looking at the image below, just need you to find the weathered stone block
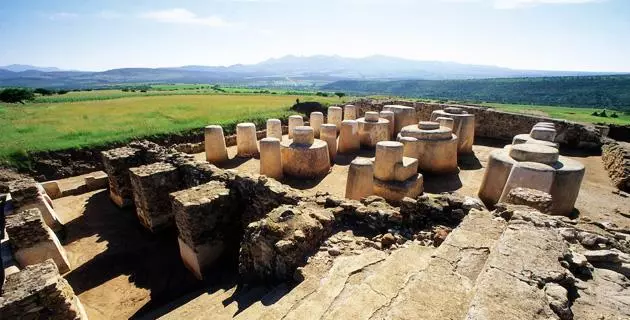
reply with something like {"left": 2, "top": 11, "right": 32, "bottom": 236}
{"left": 0, "top": 259, "right": 86, "bottom": 319}
{"left": 129, "top": 162, "right": 182, "bottom": 232}
{"left": 239, "top": 203, "right": 335, "bottom": 282}
{"left": 101, "top": 146, "right": 143, "bottom": 207}
{"left": 5, "top": 208, "right": 70, "bottom": 273}
{"left": 171, "top": 181, "right": 237, "bottom": 279}
{"left": 8, "top": 178, "right": 40, "bottom": 207}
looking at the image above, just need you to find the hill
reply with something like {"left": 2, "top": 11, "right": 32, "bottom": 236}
{"left": 0, "top": 55, "right": 620, "bottom": 89}
{"left": 321, "top": 75, "right": 630, "bottom": 110}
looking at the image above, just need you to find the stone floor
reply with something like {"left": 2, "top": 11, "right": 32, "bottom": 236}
{"left": 49, "top": 137, "right": 630, "bottom": 319}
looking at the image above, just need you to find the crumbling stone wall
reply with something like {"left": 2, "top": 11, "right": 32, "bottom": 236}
{"left": 130, "top": 162, "right": 183, "bottom": 231}
{"left": 0, "top": 259, "right": 85, "bottom": 320}
{"left": 350, "top": 98, "right": 605, "bottom": 148}
{"left": 5, "top": 208, "right": 51, "bottom": 250}
{"left": 601, "top": 138, "right": 630, "bottom": 191}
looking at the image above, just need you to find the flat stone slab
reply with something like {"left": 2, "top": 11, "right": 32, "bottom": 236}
{"left": 509, "top": 143, "right": 559, "bottom": 165}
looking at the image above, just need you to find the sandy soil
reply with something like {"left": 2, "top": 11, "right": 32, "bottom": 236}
{"left": 52, "top": 136, "right": 630, "bottom": 319}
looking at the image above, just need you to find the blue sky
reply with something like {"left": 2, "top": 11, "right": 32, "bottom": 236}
{"left": 0, "top": 0, "right": 628, "bottom": 71}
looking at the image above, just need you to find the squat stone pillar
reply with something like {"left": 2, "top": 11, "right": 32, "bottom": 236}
{"left": 379, "top": 110, "right": 395, "bottom": 139}
{"left": 549, "top": 156, "right": 585, "bottom": 215}
{"left": 281, "top": 126, "right": 330, "bottom": 178}
{"left": 344, "top": 104, "right": 358, "bottom": 120}
{"left": 288, "top": 115, "right": 304, "bottom": 139}
{"left": 338, "top": 120, "right": 360, "bottom": 154}
{"left": 430, "top": 107, "right": 475, "bottom": 154}
{"left": 399, "top": 136, "right": 419, "bottom": 159}
{"left": 478, "top": 149, "right": 517, "bottom": 206}
{"left": 320, "top": 124, "right": 338, "bottom": 162}
{"left": 260, "top": 138, "right": 283, "bottom": 180}
{"left": 374, "top": 141, "right": 405, "bottom": 181}
{"left": 435, "top": 117, "right": 454, "bottom": 130}
{"left": 357, "top": 112, "right": 390, "bottom": 148}
{"left": 398, "top": 121, "right": 459, "bottom": 174}
{"left": 266, "top": 119, "right": 282, "bottom": 140}
{"left": 204, "top": 125, "right": 229, "bottom": 164}
{"left": 310, "top": 112, "right": 324, "bottom": 138}
{"left": 499, "top": 161, "right": 556, "bottom": 203}
{"left": 372, "top": 141, "right": 423, "bottom": 201}
{"left": 327, "top": 106, "right": 343, "bottom": 131}
{"left": 383, "top": 105, "right": 417, "bottom": 135}
{"left": 530, "top": 126, "right": 556, "bottom": 142}
{"left": 345, "top": 158, "right": 374, "bottom": 200}
{"left": 236, "top": 122, "right": 259, "bottom": 157}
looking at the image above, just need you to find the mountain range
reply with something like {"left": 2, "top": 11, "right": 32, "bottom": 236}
{"left": 0, "top": 55, "right": 624, "bottom": 89}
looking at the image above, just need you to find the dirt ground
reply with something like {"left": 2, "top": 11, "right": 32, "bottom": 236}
{"left": 52, "top": 137, "right": 630, "bottom": 319}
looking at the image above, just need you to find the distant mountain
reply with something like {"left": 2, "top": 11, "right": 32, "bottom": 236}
{"left": 0, "top": 64, "right": 63, "bottom": 72}
{"left": 0, "top": 55, "right": 624, "bottom": 88}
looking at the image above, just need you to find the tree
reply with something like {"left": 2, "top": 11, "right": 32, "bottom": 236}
{"left": 591, "top": 111, "right": 600, "bottom": 117}
{"left": 34, "top": 88, "right": 54, "bottom": 96}
{"left": 56, "top": 90, "right": 69, "bottom": 95}
{"left": 334, "top": 92, "right": 346, "bottom": 98}
{"left": 0, "top": 88, "right": 35, "bottom": 104}
{"left": 600, "top": 110, "right": 608, "bottom": 117}
{"left": 611, "top": 112, "right": 619, "bottom": 118}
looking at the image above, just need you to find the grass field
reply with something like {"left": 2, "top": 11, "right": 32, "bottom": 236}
{"left": 0, "top": 94, "right": 345, "bottom": 166}
{"left": 481, "top": 103, "right": 630, "bottom": 125}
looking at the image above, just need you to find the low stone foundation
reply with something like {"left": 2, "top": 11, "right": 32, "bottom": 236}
{"left": 0, "top": 259, "right": 86, "bottom": 319}
{"left": 601, "top": 138, "right": 630, "bottom": 192}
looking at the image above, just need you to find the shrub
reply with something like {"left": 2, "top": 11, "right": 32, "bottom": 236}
{"left": 334, "top": 92, "right": 346, "bottom": 98}
{"left": 591, "top": 111, "right": 600, "bottom": 116}
{"left": 56, "top": 90, "right": 69, "bottom": 95}
{"left": 34, "top": 88, "right": 54, "bottom": 96}
{"left": 611, "top": 112, "right": 619, "bottom": 118}
{"left": 0, "top": 88, "right": 35, "bottom": 103}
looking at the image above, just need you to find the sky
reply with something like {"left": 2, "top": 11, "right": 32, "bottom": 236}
{"left": 0, "top": 0, "right": 629, "bottom": 72}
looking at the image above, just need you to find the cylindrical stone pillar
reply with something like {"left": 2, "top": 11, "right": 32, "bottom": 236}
{"left": 379, "top": 110, "right": 395, "bottom": 139}
{"left": 327, "top": 107, "right": 343, "bottom": 132}
{"left": 344, "top": 104, "right": 358, "bottom": 120}
{"left": 478, "top": 149, "right": 516, "bottom": 206}
{"left": 320, "top": 124, "right": 338, "bottom": 162}
{"left": 499, "top": 162, "right": 556, "bottom": 203}
{"left": 357, "top": 112, "right": 390, "bottom": 148}
{"left": 530, "top": 127, "right": 557, "bottom": 142}
{"left": 293, "top": 126, "right": 315, "bottom": 144}
{"left": 266, "top": 119, "right": 282, "bottom": 140}
{"left": 374, "top": 141, "right": 404, "bottom": 181}
{"left": 430, "top": 108, "right": 475, "bottom": 154}
{"left": 436, "top": 117, "right": 454, "bottom": 130}
{"left": 338, "top": 120, "right": 360, "bottom": 154}
{"left": 288, "top": 115, "right": 304, "bottom": 139}
{"left": 260, "top": 138, "right": 283, "bottom": 180}
{"left": 399, "top": 136, "right": 419, "bottom": 159}
{"left": 549, "top": 156, "right": 585, "bottom": 216}
{"left": 310, "top": 112, "right": 324, "bottom": 138}
{"left": 204, "top": 125, "right": 229, "bottom": 164}
{"left": 383, "top": 105, "right": 417, "bottom": 135}
{"left": 345, "top": 158, "right": 374, "bottom": 200}
{"left": 236, "top": 122, "right": 259, "bottom": 157}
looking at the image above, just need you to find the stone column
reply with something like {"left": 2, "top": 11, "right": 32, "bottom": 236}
{"left": 260, "top": 138, "right": 283, "bottom": 180}
{"left": 430, "top": 107, "right": 475, "bottom": 154}
{"left": 499, "top": 161, "right": 556, "bottom": 203}
{"left": 288, "top": 115, "right": 304, "bottom": 139}
{"left": 550, "top": 156, "right": 585, "bottom": 215}
{"left": 478, "top": 149, "right": 516, "bottom": 206}
{"left": 435, "top": 116, "right": 454, "bottom": 130}
{"left": 530, "top": 127, "right": 556, "bottom": 142}
{"left": 399, "top": 136, "right": 419, "bottom": 159}
{"left": 236, "top": 122, "right": 259, "bottom": 157}
{"left": 344, "top": 104, "right": 358, "bottom": 120}
{"left": 357, "top": 112, "right": 390, "bottom": 148}
{"left": 327, "top": 106, "right": 343, "bottom": 131}
{"left": 204, "top": 125, "right": 229, "bottom": 164}
{"left": 345, "top": 158, "right": 374, "bottom": 200}
{"left": 338, "top": 120, "right": 360, "bottom": 154}
{"left": 266, "top": 119, "right": 282, "bottom": 140}
{"left": 310, "top": 112, "right": 324, "bottom": 138}
{"left": 383, "top": 105, "right": 417, "bottom": 134}
{"left": 293, "top": 126, "right": 315, "bottom": 144}
{"left": 281, "top": 126, "right": 331, "bottom": 178}
{"left": 379, "top": 110, "right": 395, "bottom": 139}
{"left": 320, "top": 124, "right": 338, "bottom": 162}
{"left": 5, "top": 208, "right": 70, "bottom": 273}
{"left": 374, "top": 141, "right": 404, "bottom": 181}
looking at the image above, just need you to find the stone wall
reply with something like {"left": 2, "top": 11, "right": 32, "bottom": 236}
{"left": 350, "top": 98, "right": 605, "bottom": 148}
{"left": 0, "top": 259, "right": 85, "bottom": 319}
{"left": 5, "top": 208, "right": 51, "bottom": 251}
{"left": 601, "top": 138, "right": 630, "bottom": 192}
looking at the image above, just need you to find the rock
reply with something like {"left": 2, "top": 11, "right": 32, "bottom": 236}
{"left": 432, "top": 227, "right": 451, "bottom": 246}
{"left": 381, "top": 233, "right": 396, "bottom": 247}
{"left": 565, "top": 250, "right": 589, "bottom": 268}
{"left": 328, "top": 247, "right": 342, "bottom": 256}
{"left": 577, "top": 231, "right": 609, "bottom": 247}
{"left": 558, "top": 227, "right": 577, "bottom": 242}
{"left": 583, "top": 249, "right": 626, "bottom": 263}
{"left": 505, "top": 187, "right": 553, "bottom": 213}
{"left": 544, "top": 283, "right": 573, "bottom": 320}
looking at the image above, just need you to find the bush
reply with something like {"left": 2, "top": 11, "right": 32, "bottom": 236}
{"left": 34, "top": 88, "right": 54, "bottom": 96}
{"left": 334, "top": 92, "right": 346, "bottom": 98}
{"left": 56, "top": 90, "right": 69, "bottom": 95}
{"left": 611, "top": 112, "right": 619, "bottom": 118}
{"left": 0, "top": 88, "right": 35, "bottom": 103}
{"left": 291, "top": 101, "right": 328, "bottom": 115}
{"left": 591, "top": 111, "right": 600, "bottom": 116}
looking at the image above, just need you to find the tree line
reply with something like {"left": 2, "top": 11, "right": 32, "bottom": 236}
{"left": 322, "top": 75, "right": 630, "bottom": 111}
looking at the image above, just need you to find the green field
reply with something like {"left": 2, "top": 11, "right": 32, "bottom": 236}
{"left": 0, "top": 93, "right": 344, "bottom": 166}
{"left": 481, "top": 103, "right": 630, "bottom": 125}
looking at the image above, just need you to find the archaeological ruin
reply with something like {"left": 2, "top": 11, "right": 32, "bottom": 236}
{"left": 2, "top": 99, "right": 629, "bottom": 319}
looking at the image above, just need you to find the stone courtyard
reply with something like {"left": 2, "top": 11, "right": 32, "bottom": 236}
{"left": 2, "top": 100, "right": 630, "bottom": 320}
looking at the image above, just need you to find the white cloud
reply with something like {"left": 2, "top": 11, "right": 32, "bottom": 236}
{"left": 439, "top": 0, "right": 605, "bottom": 9}
{"left": 140, "top": 8, "right": 230, "bottom": 27}
{"left": 48, "top": 12, "right": 78, "bottom": 20}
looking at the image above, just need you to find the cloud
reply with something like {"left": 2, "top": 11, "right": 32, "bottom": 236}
{"left": 439, "top": 0, "right": 605, "bottom": 9}
{"left": 48, "top": 12, "right": 78, "bottom": 20}
{"left": 140, "top": 8, "right": 230, "bottom": 27}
